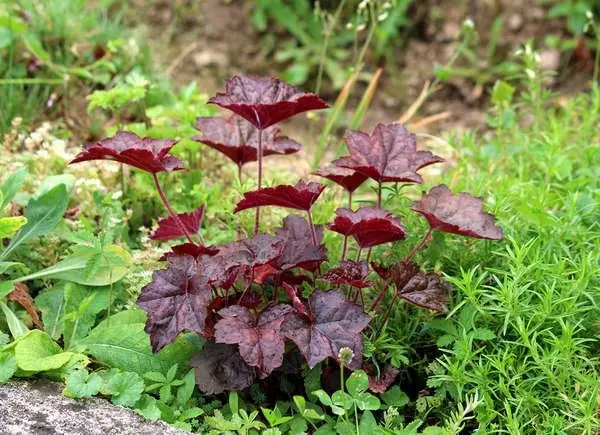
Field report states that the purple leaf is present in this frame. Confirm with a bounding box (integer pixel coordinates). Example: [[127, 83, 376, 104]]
[[314, 166, 368, 193], [193, 115, 302, 167], [411, 184, 503, 240], [275, 214, 326, 271], [208, 75, 329, 129], [382, 261, 452, 313], [328, 207, 407, 248], [71, 131, 184, 174], [159, 242, 219, 261], [215, 304, 294, 378], [151, 205, 205, 241], [137, 256, 212, 351], [334, 123, 443, 183], [282, 289, 371, 369], [201, 234, 284, 289], [321, 260, 373, 288], [191, 342, 257, 395], [234, 180, 325, 213], [367, 365, 399, 393]]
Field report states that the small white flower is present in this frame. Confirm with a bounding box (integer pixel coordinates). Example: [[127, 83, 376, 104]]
[[534, 53, 541, 64], [378, 12, 389, 22], [586, 10, 593, 20], [462, 18, 475, 30], [30, 132, 44, 144], [358, 0, 369, 11], [525, 69, 536, 79], [346, 22, 354, 29], [357, 23, 367, 32], [111, 190, 123, 200]]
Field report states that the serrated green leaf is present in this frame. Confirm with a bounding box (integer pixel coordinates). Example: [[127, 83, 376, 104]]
[[13, 330, 75, 372], [381, 386, 409, 408], [79, 309, 203, 375], [346, 370, 369, 396], [0, 352, 17, 382], [105, 371, 144, 407], [135, 394, 162, 421], [64, 369, 102, 398]]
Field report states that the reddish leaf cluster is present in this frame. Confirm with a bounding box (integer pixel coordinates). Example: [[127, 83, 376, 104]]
[[72, 74, 503, 398]]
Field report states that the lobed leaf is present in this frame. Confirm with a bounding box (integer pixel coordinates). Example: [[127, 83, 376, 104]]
[[71, 131, 184, 174], [138, 255, 212, 351], [321, 260, 373, 288], [334, 123, 443, 184], [282, 289, 370, 369], [313, 166, 367, 193], [151, 205, 205, 241], [411, 184, 503, 240], [328, 207, 407, 248], [194, 115, 301, 167], [208, 75, 329, 129], [234, 180, 325, 213]]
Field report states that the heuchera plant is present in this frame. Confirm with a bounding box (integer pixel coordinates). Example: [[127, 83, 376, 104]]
[[71, 74, 503, 396]]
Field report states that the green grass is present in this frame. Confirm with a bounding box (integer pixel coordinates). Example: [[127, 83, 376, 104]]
[[411, 85, 600, 432]]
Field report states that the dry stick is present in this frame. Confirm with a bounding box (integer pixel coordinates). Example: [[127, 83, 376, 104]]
[[370, 281, 389, 312], [405, 227, 433, 262], [377, 294, 398, 336], [307, 210, 318, 247], [152, 173, 195, 245]]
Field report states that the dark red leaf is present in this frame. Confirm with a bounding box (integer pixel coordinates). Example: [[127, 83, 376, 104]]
[[282, 283, 309, 318], [7, 283, 42, 329], [387, 261, 451, 313], [159, 242, 219, 261], [71, 131, 184, 174], [333, 123, 443, 183], [137, 256, 212, 351], [215, 304, 294, 378], [151, 205, 205, 241], [193, 115, 301, 167], [191, 342, 257, 395], [275, 214, 326, 271], [282, 289, 371, 369], [208, 75, 329, 129], [411, 184, 503, 240], [314, 166, 368, 193], [234, 180, 325, 213], [201, 234, 284, 289], [321, 260, 373, 288], [367, 365, 399, 393], [328, 207, 407, 248]]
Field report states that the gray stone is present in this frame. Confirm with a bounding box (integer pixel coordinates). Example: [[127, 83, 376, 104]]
[[0, 379, 187, 435]]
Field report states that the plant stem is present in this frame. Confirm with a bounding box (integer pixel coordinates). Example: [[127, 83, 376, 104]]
[[237, 164, 243, 184], [377, 294, 398, 336], [152, 173, 195, 244], [377, 182, 382, 208], [370, 282, 389, 312], [341, 236, 348, 261], [348, 190, 353, 210], [405, 227, 433, 262], [254, 127, 264, 234], [307, 210, 318, 246], [355, 248, 362, 261]]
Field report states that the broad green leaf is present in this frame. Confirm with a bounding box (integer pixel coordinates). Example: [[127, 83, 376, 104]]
[[0, 301, 28, 338], [0, 352, 17, 382], [13, 330, 73, 372], [381, 386, 409, 408], [79, 309, 203, 375], [359, 410, 380, 434], [0, 331, 9, 346], [64, 369, 102, 398], [175, 369, 196, 405], [16, 244, 131, 286], [0, 216, 27, 239], [354, 392, 380, 411], [331, 391, 354, 410], [0, 168, 27, 209], [0, 281, 14, 299], [1, 184, 69, 261], [346, 370, 369, 396], [35, 284, 67, 340], [135, 394, 162, 421], [62, 283, 110, 347], [105, 371, 144, 407]]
